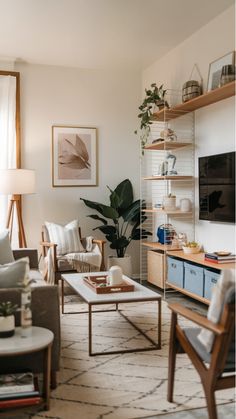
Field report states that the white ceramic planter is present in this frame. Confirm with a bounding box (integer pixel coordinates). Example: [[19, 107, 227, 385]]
[[0, 315, 15, 338], [107, 255, 132, 277]]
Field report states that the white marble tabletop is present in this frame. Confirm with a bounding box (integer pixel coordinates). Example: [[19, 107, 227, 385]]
[[0, 326, 54, 356], [62, 272, 162, 304]]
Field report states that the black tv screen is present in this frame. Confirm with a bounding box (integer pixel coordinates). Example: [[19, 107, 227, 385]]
[[199, 151, 235, 223]]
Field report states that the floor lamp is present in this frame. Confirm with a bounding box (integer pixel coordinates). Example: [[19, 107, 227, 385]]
[[0, 169, 35, 248]]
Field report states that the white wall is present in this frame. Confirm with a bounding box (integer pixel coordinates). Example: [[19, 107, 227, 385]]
[[142, 5, 235, 252], [14, 63, 142, 273]]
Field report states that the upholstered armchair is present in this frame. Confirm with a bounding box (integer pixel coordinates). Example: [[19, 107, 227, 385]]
[[167, 270, 235, 419], [41, 220, 106, 284]]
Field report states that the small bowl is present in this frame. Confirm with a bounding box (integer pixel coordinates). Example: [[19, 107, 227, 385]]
[[214, 251, 231, 256], [182, 245, 201, 254]]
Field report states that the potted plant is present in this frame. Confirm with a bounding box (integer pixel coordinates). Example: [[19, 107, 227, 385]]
[[80, 179, 151, 276], [0, 301, 18, 338], [135, 83, 169, 152]]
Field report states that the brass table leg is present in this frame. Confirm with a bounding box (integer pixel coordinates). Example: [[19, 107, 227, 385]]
[[88, 304, 92, 356]]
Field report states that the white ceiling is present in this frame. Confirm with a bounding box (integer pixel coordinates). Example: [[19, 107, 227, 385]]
[[0, 0, 234, 70]]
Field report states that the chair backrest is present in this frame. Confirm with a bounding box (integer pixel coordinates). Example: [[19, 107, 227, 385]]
[[42, 224, 82, 243], [211, 287, 235, 376]]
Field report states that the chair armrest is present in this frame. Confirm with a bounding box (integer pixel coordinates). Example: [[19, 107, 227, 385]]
[[40, 241, 57, 249], [13, 248, 39, 269], [168, 302, 225, 336], [40, 241, 58, 272], [92, 239, 106, 271], [92, 239, 106, 245]]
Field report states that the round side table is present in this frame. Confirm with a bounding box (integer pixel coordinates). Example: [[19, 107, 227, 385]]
[[0, 326, 54, 411]]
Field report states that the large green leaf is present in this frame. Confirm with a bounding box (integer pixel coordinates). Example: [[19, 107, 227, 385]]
[[87, 214, 107, 225], [131, 228, 152, 240], [93, 225, 117, 235], [80, 198, 118, 219], [110, 236, 129, 250], [113, 179, 133, 210], [122, 199, 141, 223]]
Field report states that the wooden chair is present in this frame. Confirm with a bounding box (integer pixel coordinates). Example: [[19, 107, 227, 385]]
[[167, 287, 235, 419], [41, 224, 106, 284]]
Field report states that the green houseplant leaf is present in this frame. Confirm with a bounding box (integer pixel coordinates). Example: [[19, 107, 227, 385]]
[[81, 179, 151, 258]]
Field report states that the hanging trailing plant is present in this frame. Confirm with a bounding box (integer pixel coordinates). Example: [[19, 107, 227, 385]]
[[135, 83, 169, 153]]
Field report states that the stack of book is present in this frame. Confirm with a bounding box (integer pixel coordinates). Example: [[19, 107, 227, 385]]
[[204, 253, 236, 264], [0, 372, 41, 409]]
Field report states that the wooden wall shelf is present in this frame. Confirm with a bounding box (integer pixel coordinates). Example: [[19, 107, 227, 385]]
[[167, 250, 236, 270], [165, 281, 210, 305], [152, 81, 235, 121], [144, 208, 192, 216], [144, 141, 192, 151], [143, 175, 193, 181], [142, 241, 181, 251]]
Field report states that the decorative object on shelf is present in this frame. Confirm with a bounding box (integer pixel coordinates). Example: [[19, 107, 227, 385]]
[[135, 83, 169, 153], [177, 232, 187, 247], [214, 251, 231, 257], [159, 128, 177, 142], [182, 241, 201, 254], [156, 152, 177, 176], [157, 224, 176, 245], [166, 152, 177, 175], [0, 302, 18, 338], [220, 64, 235, 87], [52, 125, 97, 187], [207, 51, 235, 91], [180, 198, 191, 212], [182, 63, 203, 103], [81, 179, 152, 276], [163, 194, 176, 211]]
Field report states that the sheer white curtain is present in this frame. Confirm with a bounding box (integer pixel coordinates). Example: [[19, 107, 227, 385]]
[[0, 75, 16, 230]]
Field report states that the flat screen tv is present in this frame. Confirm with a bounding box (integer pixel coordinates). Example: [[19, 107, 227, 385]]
[[199, 151, 235, 223]]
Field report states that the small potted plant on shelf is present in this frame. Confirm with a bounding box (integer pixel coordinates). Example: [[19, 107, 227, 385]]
[[135, 83, 169, 153], [0, 301, 18, 338], [80, 178, 152, 276]]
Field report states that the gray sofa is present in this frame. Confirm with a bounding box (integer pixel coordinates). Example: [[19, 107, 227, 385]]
[[0, 249, 61, 389]]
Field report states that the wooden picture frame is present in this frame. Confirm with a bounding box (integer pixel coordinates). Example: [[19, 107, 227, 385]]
[[52, 125, 97, 187], [207, 51, 235, 92]]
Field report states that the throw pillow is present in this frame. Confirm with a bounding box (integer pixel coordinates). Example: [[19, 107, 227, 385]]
[[197, 268, 235, 352], [45, 220, 85, 255], [0, 257, 29, 288], [0, 230, 14, 264]]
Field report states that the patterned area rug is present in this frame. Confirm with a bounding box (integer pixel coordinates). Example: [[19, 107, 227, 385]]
[[13, 297, 236, 419]]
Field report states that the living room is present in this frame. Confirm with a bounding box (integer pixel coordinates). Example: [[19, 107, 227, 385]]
[[0, 1, 235, 418]]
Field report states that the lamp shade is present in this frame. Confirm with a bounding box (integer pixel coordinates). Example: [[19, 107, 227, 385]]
[[0, 169, 35, 195]]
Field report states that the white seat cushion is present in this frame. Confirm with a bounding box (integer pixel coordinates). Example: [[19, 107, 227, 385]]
[[45, 220, 85, 255]]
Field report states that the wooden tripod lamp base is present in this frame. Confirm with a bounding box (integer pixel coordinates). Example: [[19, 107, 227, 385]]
[[7, 194, 27, 248], [0, 169, 35, 249]]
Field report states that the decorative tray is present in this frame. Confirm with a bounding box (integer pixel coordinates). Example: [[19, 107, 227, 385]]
[[83, 275, 134, 294]]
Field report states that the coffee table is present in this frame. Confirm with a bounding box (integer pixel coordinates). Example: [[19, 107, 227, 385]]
[[61, 272, 162, 356]]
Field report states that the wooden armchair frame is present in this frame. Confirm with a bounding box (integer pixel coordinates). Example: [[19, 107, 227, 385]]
[[167, 301, 235, 419], [41, 226, 106, 284]]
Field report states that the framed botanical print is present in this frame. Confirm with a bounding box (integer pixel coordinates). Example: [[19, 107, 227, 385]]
[[52, 126, 97, 187]]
